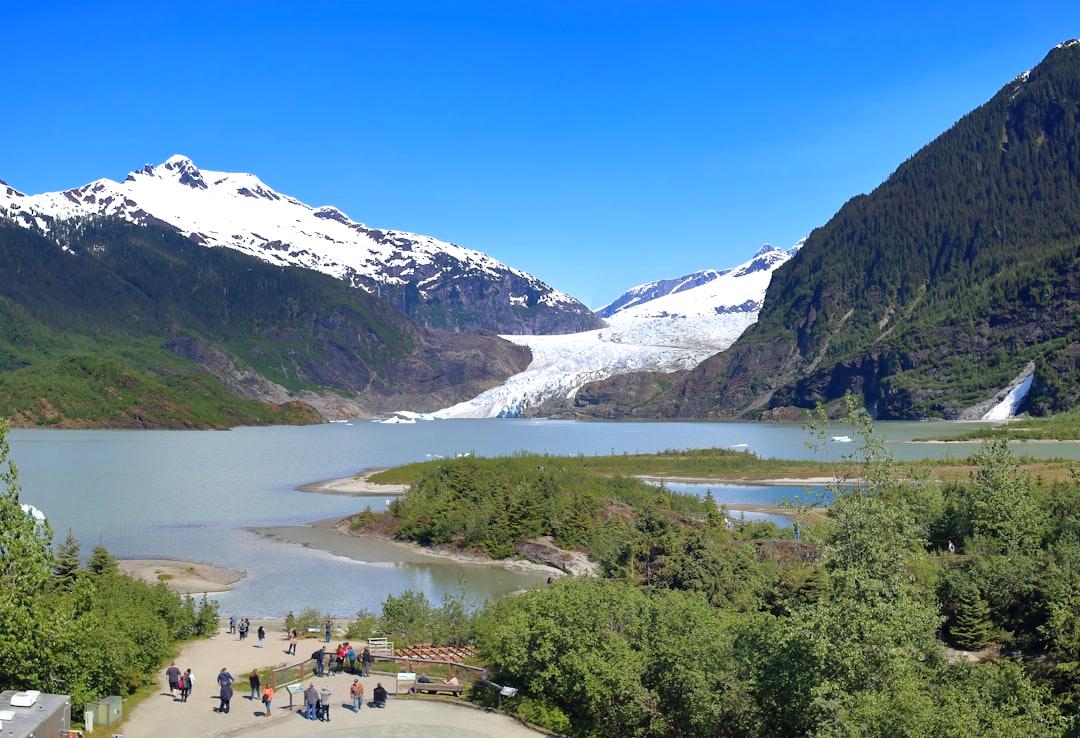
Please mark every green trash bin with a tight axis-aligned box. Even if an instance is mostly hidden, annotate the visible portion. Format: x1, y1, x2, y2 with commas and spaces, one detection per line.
104, 695, 122, 726
94, 698, 109, 727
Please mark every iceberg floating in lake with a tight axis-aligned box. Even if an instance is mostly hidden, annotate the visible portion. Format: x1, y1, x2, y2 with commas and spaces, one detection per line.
830, 435, 853, 443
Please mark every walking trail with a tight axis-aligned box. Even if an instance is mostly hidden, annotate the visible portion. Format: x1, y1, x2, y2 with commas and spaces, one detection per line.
121, 622, 542, 738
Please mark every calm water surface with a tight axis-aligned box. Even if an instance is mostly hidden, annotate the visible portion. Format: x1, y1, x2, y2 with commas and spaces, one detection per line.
9, 419, 1072, 614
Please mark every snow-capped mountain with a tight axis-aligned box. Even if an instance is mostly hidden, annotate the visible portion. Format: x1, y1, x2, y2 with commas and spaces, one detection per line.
0, 156, 599, 334
433, 242, 800, 417
596, 268, 726, 318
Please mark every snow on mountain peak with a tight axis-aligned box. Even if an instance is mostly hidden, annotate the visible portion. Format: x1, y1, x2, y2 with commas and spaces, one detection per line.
0, 155, 597, 333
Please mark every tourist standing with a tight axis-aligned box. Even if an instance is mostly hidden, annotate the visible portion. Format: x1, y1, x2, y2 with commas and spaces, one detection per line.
373, 682, 387, 708
304, 683, 318, 720
228, 614, 237, 634
350, 679, 364, 712
346, 643, 356, 673
287, 629, 298, 655
361, 646, 372, 677
324, 619, 332, 643
218, 670, 234, 715
260, 685, 274, 716
257, 625, 266, 649
248, 669, 260, 701
319, 684, 332, 722
314, 645, 326, 677
166, 662, 181, 698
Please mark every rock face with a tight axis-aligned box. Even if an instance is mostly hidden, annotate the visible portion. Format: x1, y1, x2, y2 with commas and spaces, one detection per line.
514, 536, 600, 577
0, 155, 601, 335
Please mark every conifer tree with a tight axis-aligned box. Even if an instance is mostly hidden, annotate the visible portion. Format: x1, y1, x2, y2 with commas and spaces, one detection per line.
949, 580, 994, 651
53, 529, 81, 590
87, 545, 117, 576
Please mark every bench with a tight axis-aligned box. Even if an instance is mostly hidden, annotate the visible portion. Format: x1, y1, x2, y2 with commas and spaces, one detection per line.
412, 682, 465, 696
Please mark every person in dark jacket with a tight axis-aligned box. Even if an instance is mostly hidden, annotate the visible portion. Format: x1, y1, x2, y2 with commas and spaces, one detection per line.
361, 647, 372, 677
248, 669, 261, 700
219, 680, 233, 714
314, 646, 326, 676
372, 682, 388, 708
256, 625, 266, 649
304, 683, 319, 720
217, 667, 234, 713
181, 669, 193, 702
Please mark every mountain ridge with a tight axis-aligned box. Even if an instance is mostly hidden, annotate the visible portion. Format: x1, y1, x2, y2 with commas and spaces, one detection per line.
0, 217, 530, 428
0, 156, 601, 335
571, 41, 1080, 420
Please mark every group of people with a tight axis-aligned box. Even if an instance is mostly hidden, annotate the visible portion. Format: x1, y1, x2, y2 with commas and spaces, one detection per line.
213, 667, 274, 716
229, 615, 268, 648
301, 683, 334, 721
165, 662, 194, 703
311, 642, 374, 677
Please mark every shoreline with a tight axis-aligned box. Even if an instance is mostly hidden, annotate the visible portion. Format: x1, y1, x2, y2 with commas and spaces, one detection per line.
634, 473, 845, 486
117, 558, 246, 594
296, 467, 407, 496
251, 516, 564, 578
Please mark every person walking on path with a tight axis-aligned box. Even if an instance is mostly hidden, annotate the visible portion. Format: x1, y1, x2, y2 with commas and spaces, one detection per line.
286, 629, 298, 656
257, 625, 266, 649
350, 679, 364, 712
304, 683, 318, 720
181, 669, 193, 702
361, 646, 372, 677
248, 669, 261, 701
314, 645, 326, 677
228, 615, 237, 634
260, 685, 274, 717
324, 619, 332, 643
166, 662, 181, 698
319, 685, 332, 722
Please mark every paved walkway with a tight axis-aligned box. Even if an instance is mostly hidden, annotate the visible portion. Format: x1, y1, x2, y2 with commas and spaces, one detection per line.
121, 623, 542, 738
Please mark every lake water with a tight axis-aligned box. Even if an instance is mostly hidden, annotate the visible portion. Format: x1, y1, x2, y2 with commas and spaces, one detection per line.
9, 418, 1075, 615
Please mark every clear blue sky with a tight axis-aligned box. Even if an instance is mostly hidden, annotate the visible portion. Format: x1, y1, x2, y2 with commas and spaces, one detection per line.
3, 2, 1079, 307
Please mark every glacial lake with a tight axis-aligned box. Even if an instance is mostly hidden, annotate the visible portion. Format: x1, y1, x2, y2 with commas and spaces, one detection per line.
9, 419, 1075, 615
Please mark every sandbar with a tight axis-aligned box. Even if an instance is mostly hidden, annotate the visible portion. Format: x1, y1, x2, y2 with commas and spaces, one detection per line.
297, 468, 407, 496
251, 517, 562, 578
117, 558, 246, 594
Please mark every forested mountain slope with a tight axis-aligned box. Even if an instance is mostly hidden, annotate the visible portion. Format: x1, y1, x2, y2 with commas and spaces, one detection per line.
0, 219, 529, 428
577, 40, 1080, 420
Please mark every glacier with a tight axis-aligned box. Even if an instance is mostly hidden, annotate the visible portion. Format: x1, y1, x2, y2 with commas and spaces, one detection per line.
433, 242, 801, 418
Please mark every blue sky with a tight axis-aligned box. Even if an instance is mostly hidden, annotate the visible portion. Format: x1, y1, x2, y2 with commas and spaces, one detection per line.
3, 2, 1079, 307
